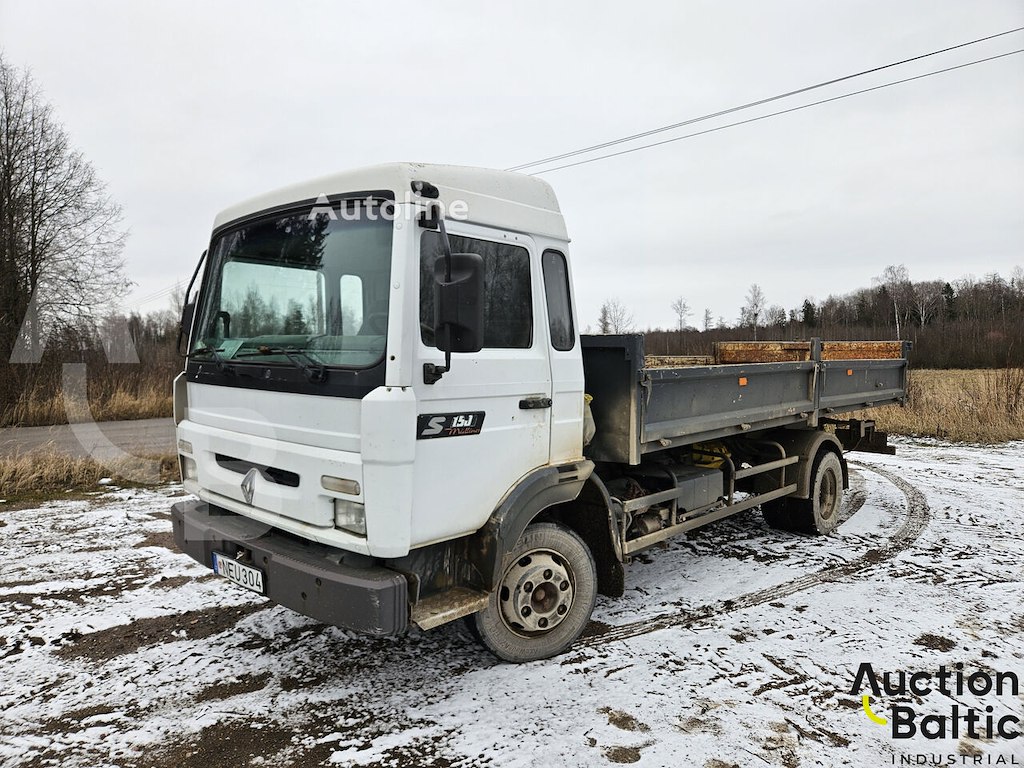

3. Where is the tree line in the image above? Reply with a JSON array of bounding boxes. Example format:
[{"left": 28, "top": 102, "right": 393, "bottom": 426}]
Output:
[{"left": 599, "top": 264, "right": 1024, "bottom": 368}]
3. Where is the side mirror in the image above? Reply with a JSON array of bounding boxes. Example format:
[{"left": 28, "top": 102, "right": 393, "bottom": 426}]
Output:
[
  {"left": 178, "top": 249, "right": 208, "bottom": 357},
  {"left": 177, "top": 301, "right": 196, "bottom": 356},
  {"left": 434, "top": 252, "right": 484, "bottom": 354}
]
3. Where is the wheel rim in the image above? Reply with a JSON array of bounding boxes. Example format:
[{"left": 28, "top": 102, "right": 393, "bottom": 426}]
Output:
[
  {"left": 818, "top": 466, "right": 839, "bottom": 520},
  {"left": 498, "top": 548, "right": 575, "bottom": 636}
]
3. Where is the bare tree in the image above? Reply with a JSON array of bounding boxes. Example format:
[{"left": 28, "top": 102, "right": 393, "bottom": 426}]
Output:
[
  {"left": 765, "top": 304, "right": 787, "bottom": 327},
  {"left": 740, "top": 283, "right": 766, "bottom": 340},
  {"left": 1011, "top": 265, "right": 1024, "bottom": 296},
  {"left": 702, "top": 307, "right": 713, "bottom": 332},
  {"left": 1, "top": 54, "right": 128, "bottom": 363},
  {"left": 875, "top": 264, "right": 912, "bottom": 339},
  {"left": 98, "top": 312, "right": 140, "bottom": 364},
  {"left": 670, "top": 296, "right": 690, "bottom": 333},
  {"left": 170, "top": 282, "right": 186, "bottom": 317},
  {"left": 599, "top": 298, "right": 634, "bottom": 334},
  {"left": 911, "top": 280, "right": 944, "bottom": 328}
]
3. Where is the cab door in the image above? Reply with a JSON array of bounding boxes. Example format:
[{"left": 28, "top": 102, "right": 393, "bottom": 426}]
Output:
[
  {"left": 540, "top": 246, "right": 585, "bottom": 464},
  {"left": 412, "top": 223, "right": 551, "bottom": 546}
]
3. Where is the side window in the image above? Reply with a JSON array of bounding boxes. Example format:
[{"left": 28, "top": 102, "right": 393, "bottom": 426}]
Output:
[
  {"left": 420, "top": 231, "right": 532, "bottom": 348},
  {"left": 542, "top": 250, "right": 574, "bottom": 351}
]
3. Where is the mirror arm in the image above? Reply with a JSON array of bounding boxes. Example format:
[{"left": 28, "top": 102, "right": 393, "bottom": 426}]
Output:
[
  {"left": 423, "top": 330, "right": 452, "bottom": 385},
  {"left": 437, "top": 213, "right": 453, "bottom": 282}
]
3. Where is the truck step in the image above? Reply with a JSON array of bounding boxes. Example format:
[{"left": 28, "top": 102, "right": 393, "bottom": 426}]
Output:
[{"left": 410, "top": 587, "right": 490, "bottom": 631}]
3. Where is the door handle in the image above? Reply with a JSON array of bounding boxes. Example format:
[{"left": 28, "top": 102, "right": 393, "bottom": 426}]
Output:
[{"left": 519, "top": 397, "right": 552, "bottom": 410}]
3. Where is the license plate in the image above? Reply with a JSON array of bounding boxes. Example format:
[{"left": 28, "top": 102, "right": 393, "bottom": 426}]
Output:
[{"left": 212, "top": 552, "right": 265, "bottom": 595}]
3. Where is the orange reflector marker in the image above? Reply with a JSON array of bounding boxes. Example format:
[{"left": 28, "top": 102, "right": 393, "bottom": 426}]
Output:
[
  {"left": 738, "top": 377, "right": 748, "bottom": 387},
  {"left": 847, "top": 369, "right": 853, "bottom": 376}
]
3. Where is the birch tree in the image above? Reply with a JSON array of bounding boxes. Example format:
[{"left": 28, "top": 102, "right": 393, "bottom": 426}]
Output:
[
  {"left": 740, "top": 283, "right": 766, "bottom": 340},
  {"left": 670, "top": 296, "right": 690, "bottom": 333}
]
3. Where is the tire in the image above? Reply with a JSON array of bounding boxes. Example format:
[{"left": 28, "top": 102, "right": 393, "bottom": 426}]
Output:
[
  {"left": 761, "top": 497, "right": 796, "bottom": 531},
  {"left": 472, "top": 523, "right": 597, "bottom": 663},
  {"left": 762, "top": 451, "right": 843, "bottom": 536}
]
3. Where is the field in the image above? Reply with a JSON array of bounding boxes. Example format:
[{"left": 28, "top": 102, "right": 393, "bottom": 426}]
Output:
[
  {"left": 2, "top": 439, "right": 1023, "bottom": 767},
  {"left": 862, "top": 368, "right": 1024, "bottom": 443}
]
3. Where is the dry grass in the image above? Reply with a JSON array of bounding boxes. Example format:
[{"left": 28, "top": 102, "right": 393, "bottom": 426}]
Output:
[
  {"left": 860, "top": 368, "right": 1024, "bottom": 443},
  {"left": 0, "top": 450, "right": 179, "bottom": 502},
  {"left": 1, "top": 368, "right": 174, "bottom": 427}
]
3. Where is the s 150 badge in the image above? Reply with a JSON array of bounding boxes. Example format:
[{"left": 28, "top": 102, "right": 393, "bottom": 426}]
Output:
[{"left": 417, "top": 412, "right": 486, "bottom": 439}]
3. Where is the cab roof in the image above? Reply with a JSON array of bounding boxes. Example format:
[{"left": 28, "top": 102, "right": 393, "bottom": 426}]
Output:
[{"left": 213, "top": 162, "right": 568, "bottom": 241}]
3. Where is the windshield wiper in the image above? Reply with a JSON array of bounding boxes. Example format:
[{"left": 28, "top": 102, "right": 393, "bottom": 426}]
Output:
[
  {"left": 234, "top": 346, "right": 327, "bottom": 383},
  {"left": 188, "top": 346, "right": 234, "bottom": 374}
]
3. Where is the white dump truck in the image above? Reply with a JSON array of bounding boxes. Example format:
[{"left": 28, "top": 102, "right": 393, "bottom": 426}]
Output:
[{"left": 171, "top": 163, "right": 909, "bottom": 662}]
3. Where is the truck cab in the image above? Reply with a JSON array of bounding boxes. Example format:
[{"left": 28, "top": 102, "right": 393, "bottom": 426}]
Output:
[
  {"left": 172, "top": 162, "right": 909, "bottom": 662},
  {"left": 173, "top": 164, "right": 595, "bottom": 657}
]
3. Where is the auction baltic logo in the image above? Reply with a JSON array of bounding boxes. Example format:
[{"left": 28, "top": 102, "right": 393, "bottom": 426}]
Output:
[{"left": 850, "top": 661, "right": 1021, "bottom": 765}]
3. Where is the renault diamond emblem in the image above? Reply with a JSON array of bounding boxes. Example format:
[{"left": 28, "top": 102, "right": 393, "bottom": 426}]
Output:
[{"left": 241, "top": 468, "right": 258, "bottom": 505}]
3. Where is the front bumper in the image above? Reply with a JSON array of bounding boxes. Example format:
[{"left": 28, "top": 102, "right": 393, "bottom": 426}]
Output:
[{"left": 171, "top": 500, "right": 408, "bottom": 635}]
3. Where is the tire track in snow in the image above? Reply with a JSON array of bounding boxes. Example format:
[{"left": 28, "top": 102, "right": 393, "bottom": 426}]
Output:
[
  {"left": 839, "top": 466, "right": 867, "bottom": 523},
  {"left": 579, "top": 462, "right": 929, "bottom": 649}
]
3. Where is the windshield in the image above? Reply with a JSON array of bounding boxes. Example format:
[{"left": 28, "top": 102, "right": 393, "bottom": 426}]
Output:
[{"left": 193, "top": 200, "right": 394, "bottom": 370}]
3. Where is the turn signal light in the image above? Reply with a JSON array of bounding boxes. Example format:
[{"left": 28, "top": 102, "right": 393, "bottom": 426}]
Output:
[{"left": 321, "top": 475, "right": 360, "bottom": 495}]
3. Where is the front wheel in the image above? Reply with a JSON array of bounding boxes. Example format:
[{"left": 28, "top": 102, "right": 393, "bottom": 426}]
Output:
[{"left": 472, "top": 523, "right": 597, "bottom": 663}]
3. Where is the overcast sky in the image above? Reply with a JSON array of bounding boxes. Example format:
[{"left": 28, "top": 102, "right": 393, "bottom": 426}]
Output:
[{"left": 2, "top": 0, "right": 1022, "bottom": 330}]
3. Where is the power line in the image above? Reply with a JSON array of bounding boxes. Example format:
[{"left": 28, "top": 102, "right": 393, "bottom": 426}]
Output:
[
  {"left": 526, "top": 48, "right": 1024, "bottom": 176},
  {"left": 124, "top": 282, "right": 181, "bottom": 310},
  {"left": 130, "top": 287, "right": 175, "bottom": 305},
  {"left": 506, "top": 26, "right": 1024, "bottom": 173},
  {"left": 117, "top": 38, "right": 1024, "bottom": 306},
  {"left": 135, "top": 285, "right": 176, "bottom": 302}
]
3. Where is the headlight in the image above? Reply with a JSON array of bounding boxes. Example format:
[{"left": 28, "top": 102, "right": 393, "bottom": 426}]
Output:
[
  {"left": 180, "top": 455, "right": 197, "bottom": 481},
  {"left": 334, "top": 499, "right": 366, "bottom": 536}
]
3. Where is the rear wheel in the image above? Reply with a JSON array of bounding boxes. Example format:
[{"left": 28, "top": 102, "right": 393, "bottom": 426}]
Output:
[
  {"left": 472, "top": 523, "right": 597, "bottom": 663},
  {"left": 761, "top": 497, "right": 796, "bottom": 530},
  {"left": 763, "top": 451, "right": 843, "bottom": 535}
]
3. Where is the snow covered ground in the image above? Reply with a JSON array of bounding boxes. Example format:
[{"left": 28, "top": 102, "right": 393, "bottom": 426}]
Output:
[{"left": 1, "top": 438, "right": 1022, "bottom": 768}]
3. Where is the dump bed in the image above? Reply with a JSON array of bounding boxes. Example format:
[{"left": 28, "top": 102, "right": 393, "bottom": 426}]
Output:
[{"left": 582, "top": 335, "right": 911, "bottom": 464}]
